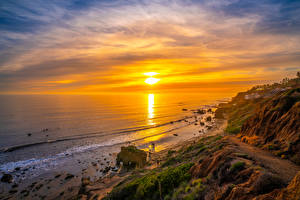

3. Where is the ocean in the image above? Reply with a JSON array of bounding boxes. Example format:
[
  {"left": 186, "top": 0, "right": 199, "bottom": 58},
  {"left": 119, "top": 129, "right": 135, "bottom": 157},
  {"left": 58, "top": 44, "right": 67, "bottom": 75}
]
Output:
[{"left": 0, "top": 93, "right": 230, "bottom": 182}]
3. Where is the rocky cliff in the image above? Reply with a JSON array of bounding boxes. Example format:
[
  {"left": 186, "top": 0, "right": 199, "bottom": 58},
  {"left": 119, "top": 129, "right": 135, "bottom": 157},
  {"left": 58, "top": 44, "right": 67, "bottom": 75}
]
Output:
[{"left": 240, "top": 88, "right": 300, "bottom": 164}]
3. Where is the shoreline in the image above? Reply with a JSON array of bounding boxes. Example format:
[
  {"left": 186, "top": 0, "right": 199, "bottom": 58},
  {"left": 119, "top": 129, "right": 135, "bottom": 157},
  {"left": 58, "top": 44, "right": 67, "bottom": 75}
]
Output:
[
  {"left": 0, "top": 106, "right": 220, "bottom": 199},
  {"left": 74, "top": 119, "right": 228, "bottom": 199}
]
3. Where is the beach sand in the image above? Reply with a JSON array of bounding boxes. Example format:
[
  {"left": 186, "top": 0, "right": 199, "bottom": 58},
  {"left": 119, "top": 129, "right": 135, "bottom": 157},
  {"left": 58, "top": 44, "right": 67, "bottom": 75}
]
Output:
[{"left": 0, "top": 109, "right": 223, "bottom": 200}]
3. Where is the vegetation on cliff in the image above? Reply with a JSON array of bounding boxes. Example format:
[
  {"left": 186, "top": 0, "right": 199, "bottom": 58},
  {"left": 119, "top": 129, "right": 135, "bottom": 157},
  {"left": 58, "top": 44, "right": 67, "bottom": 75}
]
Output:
[
  {"left": 216, "top": 74, "right": 300, "bottom": 165},
  {"left": 104, "top": 135, "right": 297, "bottom": 200}
]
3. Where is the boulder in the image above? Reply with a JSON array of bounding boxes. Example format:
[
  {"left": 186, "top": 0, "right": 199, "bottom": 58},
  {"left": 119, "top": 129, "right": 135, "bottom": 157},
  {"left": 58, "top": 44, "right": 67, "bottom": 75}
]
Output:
[
  {"left": 206, "top": 116, "right": 212, "bottom": 121},
  {"left": 1, "top": 173, "right": 13, "bottom": 183},
  {"left": 116, "top": 146, "right": 147, "bottom": 170}
]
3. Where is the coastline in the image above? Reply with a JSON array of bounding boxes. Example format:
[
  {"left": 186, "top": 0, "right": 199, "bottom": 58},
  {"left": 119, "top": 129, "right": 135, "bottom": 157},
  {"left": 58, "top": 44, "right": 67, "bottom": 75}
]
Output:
[{"left": 0, "top": 105, "right": 221, "bottom": 199}]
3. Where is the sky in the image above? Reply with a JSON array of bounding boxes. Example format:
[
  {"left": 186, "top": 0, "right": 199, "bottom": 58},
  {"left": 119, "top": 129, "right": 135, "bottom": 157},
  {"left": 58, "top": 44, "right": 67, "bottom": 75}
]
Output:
[{"left": 0, "top": 0, "right": 299, "bottom": 94}]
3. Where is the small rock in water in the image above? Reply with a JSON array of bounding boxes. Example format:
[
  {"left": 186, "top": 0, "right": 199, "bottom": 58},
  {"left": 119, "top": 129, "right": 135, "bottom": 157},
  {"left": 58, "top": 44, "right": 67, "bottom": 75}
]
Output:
[
  {"left": 27, "top": 133, "right": 32, "bottom": 136},
  {"left": 1, "top": 173, "right": 13, "bottom": 183},
  {"left": 182, "top": 108, "right": 188, "bottom": 111},
  {"left": 15, "top": 167, "right": 21, "bottom": 171},
  {"left": 173, "top": 134, "right": 178, "bottom": 136}
]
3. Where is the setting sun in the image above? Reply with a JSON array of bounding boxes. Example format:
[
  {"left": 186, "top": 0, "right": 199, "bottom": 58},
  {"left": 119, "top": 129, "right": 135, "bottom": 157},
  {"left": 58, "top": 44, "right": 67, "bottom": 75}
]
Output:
[{"left": 145, "top": 77, "right": 160, "bottom": 85}]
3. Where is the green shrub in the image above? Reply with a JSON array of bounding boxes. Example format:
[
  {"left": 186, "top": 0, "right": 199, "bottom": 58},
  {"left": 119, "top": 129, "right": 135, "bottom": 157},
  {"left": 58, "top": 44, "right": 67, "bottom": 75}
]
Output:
[
  {"left": 105, "top": 163, "right": 194, "bottom": 200},
  {"left": 167, "top": 150, "right": 176, "bottom": 156},
  {"left": 230, "top": 161, "right": 245, "bottom": 173}
]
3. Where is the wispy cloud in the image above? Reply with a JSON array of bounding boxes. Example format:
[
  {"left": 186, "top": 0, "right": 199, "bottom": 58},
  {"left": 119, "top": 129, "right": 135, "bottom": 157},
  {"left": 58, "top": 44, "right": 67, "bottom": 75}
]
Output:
[{"left": 0, "top": 0, "right": 299, "bottom": 93}]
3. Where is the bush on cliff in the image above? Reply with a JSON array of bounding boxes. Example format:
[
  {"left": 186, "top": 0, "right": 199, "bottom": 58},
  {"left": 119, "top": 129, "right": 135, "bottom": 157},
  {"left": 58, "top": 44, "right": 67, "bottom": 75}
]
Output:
[{"left": 104, "top": 163, "right": 194, "bottom": 200}]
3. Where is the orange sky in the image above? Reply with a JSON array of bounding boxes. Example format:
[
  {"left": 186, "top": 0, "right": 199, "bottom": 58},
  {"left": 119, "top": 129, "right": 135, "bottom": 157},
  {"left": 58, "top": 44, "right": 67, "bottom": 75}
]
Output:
[{"left": 0, "top": 0, "right": 299, "bottom": 94}]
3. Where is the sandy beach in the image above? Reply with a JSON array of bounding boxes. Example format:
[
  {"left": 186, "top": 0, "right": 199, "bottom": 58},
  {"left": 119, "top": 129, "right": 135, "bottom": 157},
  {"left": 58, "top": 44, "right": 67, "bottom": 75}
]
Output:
[{"left": 0, "top": 106, "right": 221, "bottom": 200}]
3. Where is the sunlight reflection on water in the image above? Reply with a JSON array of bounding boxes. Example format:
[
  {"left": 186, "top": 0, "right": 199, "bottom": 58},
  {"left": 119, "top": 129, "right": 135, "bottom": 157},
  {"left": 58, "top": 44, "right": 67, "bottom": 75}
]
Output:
[{"left": 148, "top": 93, "right": 155, "bottom": 125}]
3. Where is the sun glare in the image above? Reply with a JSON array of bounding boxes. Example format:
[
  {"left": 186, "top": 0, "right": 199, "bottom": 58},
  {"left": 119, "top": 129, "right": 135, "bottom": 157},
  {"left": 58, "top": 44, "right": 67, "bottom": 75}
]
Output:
[
  {"left": 145, "top": 77, "right": 160, "bottom": 85},
  {"left": 144, "top": 72, "right": 158, "bottom": 76}
]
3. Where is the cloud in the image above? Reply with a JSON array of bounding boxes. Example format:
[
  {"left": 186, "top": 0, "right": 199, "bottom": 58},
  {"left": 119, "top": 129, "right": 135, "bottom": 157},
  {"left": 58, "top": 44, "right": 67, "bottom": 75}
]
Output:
[{"left": 0, "top": 0, "right": 299, "bottom": 93}]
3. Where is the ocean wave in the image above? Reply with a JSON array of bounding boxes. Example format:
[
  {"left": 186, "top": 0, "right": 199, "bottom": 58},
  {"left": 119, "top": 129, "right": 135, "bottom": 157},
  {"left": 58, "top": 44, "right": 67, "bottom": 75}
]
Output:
[
  {"left": 0, "top": 121, "right": 191, "bottom": 173},
  {"left": 0, "top": 115, "right": 195, "bottom": 153}
]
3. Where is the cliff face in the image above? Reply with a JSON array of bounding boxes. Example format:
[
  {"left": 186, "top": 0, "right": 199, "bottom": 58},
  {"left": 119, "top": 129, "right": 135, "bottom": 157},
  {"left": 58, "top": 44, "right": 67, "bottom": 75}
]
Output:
[{"left": 240, "top": 88, "right": 300, "bottom": 164}]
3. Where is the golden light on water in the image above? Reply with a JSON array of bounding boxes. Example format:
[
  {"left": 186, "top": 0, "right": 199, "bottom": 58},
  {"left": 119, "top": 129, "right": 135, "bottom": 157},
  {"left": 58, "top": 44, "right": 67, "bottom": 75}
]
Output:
[{"left": 148, "top": 93, "right": 155, "bottom": 125}]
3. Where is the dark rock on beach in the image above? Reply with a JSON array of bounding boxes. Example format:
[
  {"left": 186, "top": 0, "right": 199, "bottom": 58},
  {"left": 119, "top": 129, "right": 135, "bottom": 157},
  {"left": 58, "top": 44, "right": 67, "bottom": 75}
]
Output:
[
  {"left": 116, "top": 146, "right": 147, "bottom": 169},
  {"left": 1, "top": 173, "right": 13, "bottom": 183},
  {"left": 195, "top": 109, "right": 206, "bottom": 114},
  {"left": 65, "top": 173, "right": 74, "bottom": 180},
  {"left": 206, "top": 116, "right": 212, "bottom": 121}
]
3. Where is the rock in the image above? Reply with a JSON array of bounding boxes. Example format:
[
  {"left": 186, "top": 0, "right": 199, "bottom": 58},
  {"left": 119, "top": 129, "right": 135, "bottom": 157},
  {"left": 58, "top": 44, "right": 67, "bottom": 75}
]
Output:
[
  {"left": 206, "top": 125, "right": 213, "bottom": 130},
  {"left": 215, "top": 108, "right": 225, "bottom": 119},
  {"left": 103, "top": 166, "right": 111, "bottom": 174},
  {"left": 9, "top": 189, "right": 18, "bottom": 194},
  {"left": 111, "top": 167, "right": 118, "bottom": 172},
  {"left": 182, "top": 108, "right": 188, "bottom": 111},
  {"left": 206, "top": 116, "right": 212, "bottom": 121},
  {"left": 35, "top": 183, "right": 43, "bottom": 191},
  {"left": 200, "top": 122, "right": 205, "bottom": 126},
  {"left": 1, "top": 173, "right": 13, "bottom": 183},
  {"left": 65, "top": 173, "right": 74, "bottom": 180},
  {"left": 116, "top": 146, "right": 147, "bottom": 169},
  {"left": 196, "top": 109, "right": 206, "bottom": 114},
  {"left": 55, "top": 174, "right": 61, "bottom": 178},
  {"left": 81, "top": 177, "right": 90, "bottom": 186},
  {"left": 15, "top": 167, "right": 20, "bottom": 171},
  {"left": 173, "top": 134, "right": 178, "bottom": 136},
  {"left": 27, "top": 133, "right": 32, "bottom": 136}
]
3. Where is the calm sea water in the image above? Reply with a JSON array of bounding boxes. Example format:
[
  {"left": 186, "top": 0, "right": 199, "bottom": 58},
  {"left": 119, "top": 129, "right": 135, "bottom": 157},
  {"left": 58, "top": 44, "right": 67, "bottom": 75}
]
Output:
[{"left": 0, "top": 93, "right": 230, "bottom": 180}]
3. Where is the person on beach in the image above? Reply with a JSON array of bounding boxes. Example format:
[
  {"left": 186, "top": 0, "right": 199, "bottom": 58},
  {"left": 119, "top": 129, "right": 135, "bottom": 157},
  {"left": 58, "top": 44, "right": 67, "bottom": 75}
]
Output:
[{"left": 151, "top": 143, "right": 155, "bottom": 152}]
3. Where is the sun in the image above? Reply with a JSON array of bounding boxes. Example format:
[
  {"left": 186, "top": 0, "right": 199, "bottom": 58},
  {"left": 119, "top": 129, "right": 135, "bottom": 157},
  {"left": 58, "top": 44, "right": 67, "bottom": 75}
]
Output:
[
  {"left": 145, "top": 77, "right": 160, "bottom": 85},
  {"left": 144, "top": 72, "right": 160, "bottom": 85}
]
